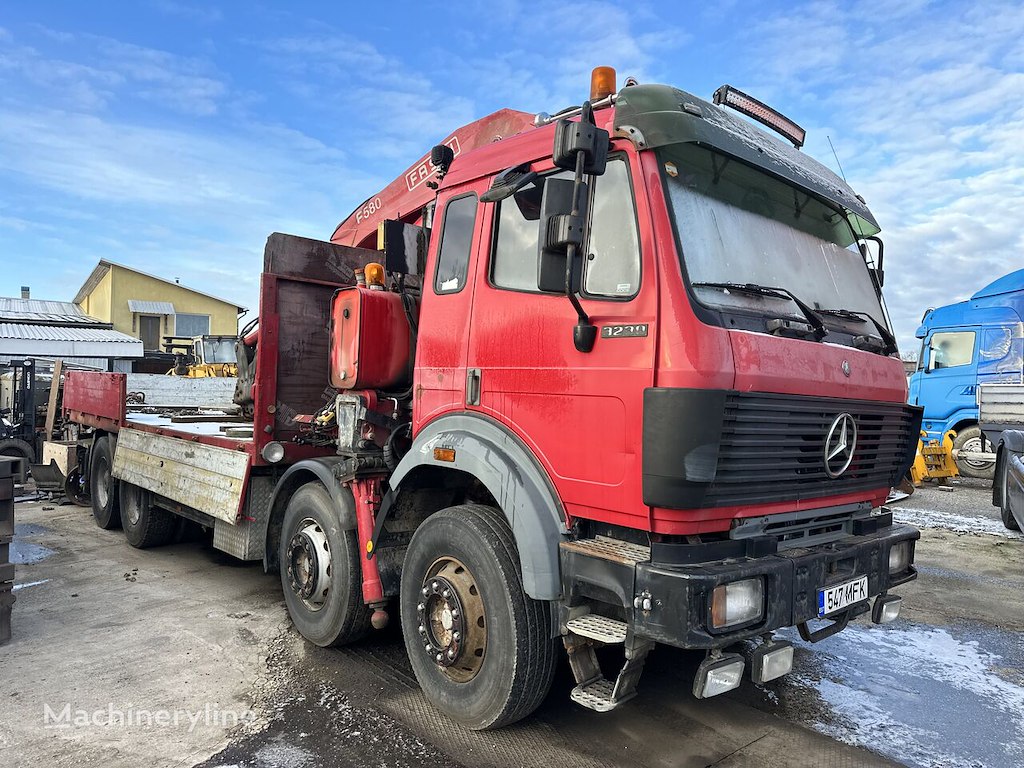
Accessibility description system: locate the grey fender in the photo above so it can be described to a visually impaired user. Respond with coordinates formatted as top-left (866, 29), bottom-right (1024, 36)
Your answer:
top-left (267, 457), bottom-right (358, 532)
top-left (389, 413), bottom-right (568, 600)
top-left (998, 429), bottom-right (1024, 455)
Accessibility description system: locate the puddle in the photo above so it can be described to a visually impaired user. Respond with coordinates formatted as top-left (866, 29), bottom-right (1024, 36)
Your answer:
top-left (775, 620), bottom-right (1024, 768)
top-left (10, 523), bottom-right (57, 564)
top-left (892, 507), bottom-right (1023, 539)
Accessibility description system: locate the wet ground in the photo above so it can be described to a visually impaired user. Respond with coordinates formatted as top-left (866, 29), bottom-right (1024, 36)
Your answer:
top-left (4, 478), bottom-right (1022, 768)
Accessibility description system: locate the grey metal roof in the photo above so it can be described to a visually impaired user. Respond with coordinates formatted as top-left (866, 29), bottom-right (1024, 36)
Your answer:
top-left (0, 297), bottom-right (106, 325)
top-left (0, 323), bottom-right (143, 358)
top-left (127, 300), bottom-right (176, 314)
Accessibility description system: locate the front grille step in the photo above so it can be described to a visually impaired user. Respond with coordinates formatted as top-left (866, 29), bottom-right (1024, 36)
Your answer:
top-left (560, 535), bottom-right (651, 564)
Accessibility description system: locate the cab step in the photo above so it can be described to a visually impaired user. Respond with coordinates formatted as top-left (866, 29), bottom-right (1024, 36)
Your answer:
top-left (566, 613), bottom-right (628, 644)
top-left (570, 678), bottom-right (623, 713)
top-left (564, 624), bottom-right (653, 713)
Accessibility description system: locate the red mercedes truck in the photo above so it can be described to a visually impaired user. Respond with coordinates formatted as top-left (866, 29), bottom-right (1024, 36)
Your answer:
top-left (64, 69), bottom-right (921, 729)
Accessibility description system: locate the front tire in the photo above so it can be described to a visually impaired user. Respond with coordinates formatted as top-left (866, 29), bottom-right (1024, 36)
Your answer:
top-left (279, 484), bottom-right (370, 647)
top-left (998, 454), bottom-right (1021, 531)
top-left (400, 504), bottom-right (557, 730)
top-left (953, 425), bottom-right (995, 480)
top-left (120, 482), bottom-right (177, 548)
top-left (90, 436), bottom-right (121, 529)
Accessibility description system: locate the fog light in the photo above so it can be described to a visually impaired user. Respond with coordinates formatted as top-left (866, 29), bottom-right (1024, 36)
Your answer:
top-left (750, 641), bottom-right (794, 684)
top-left (693, 652), bottom-right (745, 699)
top-left (872, 595), bottom-right (901, 624)
top-left (711, 578), bottom-right (764, 629)
top-left (261, 441), bottom-right (285, 463)
top-left (888, 542), bottom-right (910, 574)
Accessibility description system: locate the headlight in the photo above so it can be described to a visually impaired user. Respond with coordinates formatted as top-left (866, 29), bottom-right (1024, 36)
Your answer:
top-left (693, 652), bottom-right (745, 699)
top-left (888, 542), bottom-right (910, 574)
top-left (710, 577), bottom-right (764, 630)
top-left (261, 441), bottom-right (285, 463)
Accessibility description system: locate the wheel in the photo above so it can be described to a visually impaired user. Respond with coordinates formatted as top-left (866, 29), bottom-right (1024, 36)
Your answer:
top-left (0, 438), bottom-right (34, 478)
top-left (279, 484), bottom-right (370, 647)
top-left (89, 436), bottom-right (121, 529)
top-left (400, 504), bottom-right (557, 730)
top-left (953, 425), bottom-right (995, 480)
top-left (998, 455), bottom-right (1021, 531)
top-left (120, 482), bottom-right (177, 548)
top-left (64, 466), bottom-right (91, 507)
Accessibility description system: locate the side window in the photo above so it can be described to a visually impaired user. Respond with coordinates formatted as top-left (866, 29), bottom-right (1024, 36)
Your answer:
top-left (927, 331), bottom-right (976, 371)
top-left (490, 157), bottom-right (640, 297)
top-left (433, 195), bottom-right (478, 294)
top-left (583, 159), bottom-right (640, 297)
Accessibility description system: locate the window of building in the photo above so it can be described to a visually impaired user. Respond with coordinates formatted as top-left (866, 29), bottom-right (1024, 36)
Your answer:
top-left (928, 331), bottom-right (975, 370)
top-left (433, 195), bottom-right (478, 294)
top-left (175, 313), bottom-right (211, 337)
top-left (490, 158), bottom-right (640, 297)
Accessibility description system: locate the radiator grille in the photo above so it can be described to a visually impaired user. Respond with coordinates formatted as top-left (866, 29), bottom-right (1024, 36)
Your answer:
top-left (705, 393), bottom-right (920, 507)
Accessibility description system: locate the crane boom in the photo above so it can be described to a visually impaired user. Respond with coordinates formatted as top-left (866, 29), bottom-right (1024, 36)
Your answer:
top-left (329, 108), bottom-right (536, 250)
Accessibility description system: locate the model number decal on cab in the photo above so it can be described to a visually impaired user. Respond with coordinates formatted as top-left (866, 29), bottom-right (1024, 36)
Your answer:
top-left (601, 323), bottom-right (648, 338)
top-left (355, 197), bottom-right (383, 223)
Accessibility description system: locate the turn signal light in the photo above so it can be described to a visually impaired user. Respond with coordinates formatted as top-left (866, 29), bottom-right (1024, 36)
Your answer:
top-left (590, 66), bottom-right (616, 101)
top-left (364, 262), bottom-right (386, 288)
top-left (433, 447), bottom-right (456, 463)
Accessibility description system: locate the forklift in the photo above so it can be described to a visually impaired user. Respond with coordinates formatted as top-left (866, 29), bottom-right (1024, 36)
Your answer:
top-left (0, 359), bottom-right (41, 469)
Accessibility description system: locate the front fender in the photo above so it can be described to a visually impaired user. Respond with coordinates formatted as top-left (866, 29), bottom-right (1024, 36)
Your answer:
top-left (389, 413), bottom-right (567, 600)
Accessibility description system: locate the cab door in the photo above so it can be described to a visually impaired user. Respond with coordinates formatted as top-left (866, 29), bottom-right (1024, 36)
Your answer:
top-left (464, 146), bottom-right (658, 529)
top-left (413, 185), bottom-right (487, 429)
top-left (919, 327), bottom-right (980, 428)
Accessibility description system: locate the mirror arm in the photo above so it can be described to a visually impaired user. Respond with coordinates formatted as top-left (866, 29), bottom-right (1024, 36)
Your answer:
top-left (565, 105), bottom-right (597, 353)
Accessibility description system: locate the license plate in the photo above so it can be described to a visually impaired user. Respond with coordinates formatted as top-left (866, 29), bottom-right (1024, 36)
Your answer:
top-left (818, 575), bottom-right (869, 617)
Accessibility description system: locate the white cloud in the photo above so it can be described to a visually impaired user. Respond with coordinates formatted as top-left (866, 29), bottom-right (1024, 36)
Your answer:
top-left (738, 0), bottom-right (1024, 351)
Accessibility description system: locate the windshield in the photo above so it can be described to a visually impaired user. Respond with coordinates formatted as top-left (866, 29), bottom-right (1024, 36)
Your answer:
top-left (201, 338), bottom-right (237, 364)
top-left (659, 144), bottom-right (889, 334)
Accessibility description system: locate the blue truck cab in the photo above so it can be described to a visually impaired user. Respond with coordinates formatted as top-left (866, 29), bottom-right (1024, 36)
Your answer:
top-left (908, 270), bottom-right (1024, 478)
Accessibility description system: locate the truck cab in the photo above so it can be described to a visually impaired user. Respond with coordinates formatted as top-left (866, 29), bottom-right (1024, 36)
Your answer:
top-left (909, 270), bottom-right (1024, 478)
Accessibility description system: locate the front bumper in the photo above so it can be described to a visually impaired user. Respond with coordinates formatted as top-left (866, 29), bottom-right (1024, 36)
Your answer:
top-left (567, 524), bottom-right (919, 650)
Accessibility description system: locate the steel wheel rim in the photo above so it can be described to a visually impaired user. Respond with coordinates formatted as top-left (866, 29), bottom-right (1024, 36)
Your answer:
top-left (95, 457), bottom-right (110, 509)
top-left (286, 518), bottom-right (332, 612)
top-left (125, 486), bottom-right (142, 526)
top-left (960, 436), bottom-right (993, 470)
top-left (416, 556), bottom-right (487, 683)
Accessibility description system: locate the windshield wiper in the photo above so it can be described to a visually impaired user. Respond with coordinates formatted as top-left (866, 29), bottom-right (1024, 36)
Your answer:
top-left (692, 282), bottom-right (828, 341)
top-left (818, 308), bottom-right (898, 355)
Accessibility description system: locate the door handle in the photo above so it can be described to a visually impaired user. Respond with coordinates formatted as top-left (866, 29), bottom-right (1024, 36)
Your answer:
top-left (466, 368), bottom-right (481, 406)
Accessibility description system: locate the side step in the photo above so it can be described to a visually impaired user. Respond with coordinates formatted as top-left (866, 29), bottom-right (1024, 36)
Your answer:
top-left (566, 614), bottom-right (628, 644)
top-left (564, 613), bottom-right (652, 713)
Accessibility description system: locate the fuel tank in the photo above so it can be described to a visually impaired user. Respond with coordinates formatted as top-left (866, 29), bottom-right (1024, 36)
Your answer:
top-left (329, 286), bottom-right (413, 390)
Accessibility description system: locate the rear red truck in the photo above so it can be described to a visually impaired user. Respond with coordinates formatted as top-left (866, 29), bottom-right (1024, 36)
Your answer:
top-left (63, 68), bottom-right (922, 730)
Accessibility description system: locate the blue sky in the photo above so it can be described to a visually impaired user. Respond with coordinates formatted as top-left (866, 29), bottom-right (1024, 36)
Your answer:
top-left (1, 0), bottom-right (1022, 352)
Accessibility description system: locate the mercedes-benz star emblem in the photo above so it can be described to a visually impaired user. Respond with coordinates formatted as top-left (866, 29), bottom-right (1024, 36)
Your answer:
top-left (824, 413), bottom-right (857, 478)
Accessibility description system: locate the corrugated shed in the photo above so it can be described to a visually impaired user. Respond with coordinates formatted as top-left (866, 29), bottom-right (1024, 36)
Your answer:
top-left (0, 297), bottom-right (105, 325)
top-left (0, 324), bottom-right (140, 342)
top-left (127, 300), bottom-right (176, 314)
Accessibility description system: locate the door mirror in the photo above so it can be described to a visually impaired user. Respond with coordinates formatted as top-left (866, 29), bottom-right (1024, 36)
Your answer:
top-left (537, 177), bottom-right (587, 293)
top-left (481, 163), bottom-right (538, 203)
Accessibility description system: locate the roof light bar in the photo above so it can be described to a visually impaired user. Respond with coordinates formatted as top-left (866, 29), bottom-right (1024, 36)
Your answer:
top-left (712, 85), bottom-right (806, 149)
